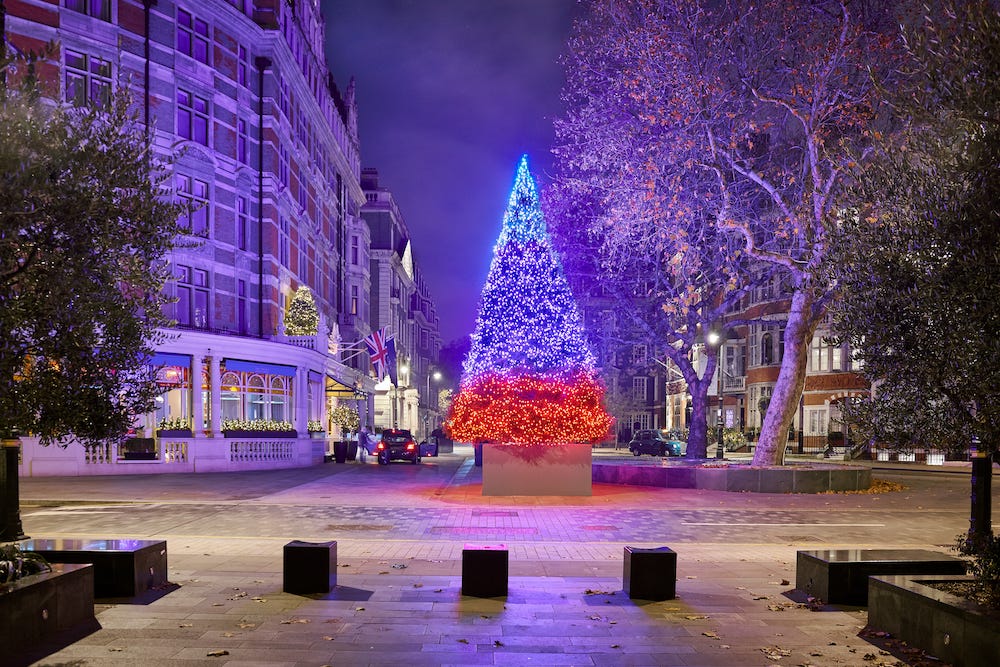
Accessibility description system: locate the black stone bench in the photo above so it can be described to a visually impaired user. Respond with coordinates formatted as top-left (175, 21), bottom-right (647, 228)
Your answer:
top-left (462, 543), bottom-right (508, 597)
top-left (796, 548), bottom-right (967, 605)
top-left (1, 563), bottom-right (96, 654)
top-left (21, 538), bottom-right (168, 599)
top-left (283, 540), bottom-right (337, 594)
top-left (623, 546), bottom-right (676, 600)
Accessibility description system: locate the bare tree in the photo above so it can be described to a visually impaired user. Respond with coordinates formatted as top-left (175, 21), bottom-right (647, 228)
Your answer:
top-left (554, 0), bottom-right (898, 464)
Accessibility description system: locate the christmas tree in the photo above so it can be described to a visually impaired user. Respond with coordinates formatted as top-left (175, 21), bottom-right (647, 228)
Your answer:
top-left (446, 156), bottom-right (612, 446)
top-left (285, 285), bottom-right (319, 335)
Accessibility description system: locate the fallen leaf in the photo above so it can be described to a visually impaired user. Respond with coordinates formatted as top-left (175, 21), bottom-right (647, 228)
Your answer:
top-left (780, 579), bottom-right (790, 586)
top-left (611, 644), bottom-right (621, 649)
top-left (212, 603), bottom-right (224, 607)
top-left (457, 639), bottom-right (469, 644)
top-left (494, 640), bottom-right (504, 647)
top-left (767, 604), bottom-right (786, 612)
top-left (207, 650), bottom-right (230, 657)
top-left (222, 632), bottom-right (235, 638)
top-left (280, 619), bottom-right (310, 625)
top-left (322, 636), bottom-right (334, 641)
top-left (237, 622), bottom-right (255, 629)
top-left (413, 583), bottom-right (423, 588)
top-left (109, 648), bottom-right (125, 652)
top-left (355, 607), bottom-right (365, 611)
top-left (703, 631), bottom-right (720, 639)
top-left (685, 615), bottom-right (709, 620)
top-left (434, 589), bottom-right (443, 593)
top-left (179, 623), bottom-right (193, 628)
top-left (392, 563), bottom-right (407, 569)
top-left (753, 595), bottom-right (770, 600)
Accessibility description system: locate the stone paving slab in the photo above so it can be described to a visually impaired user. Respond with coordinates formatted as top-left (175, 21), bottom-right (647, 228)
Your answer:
top-left (15, 449), bottom-right (994, 666)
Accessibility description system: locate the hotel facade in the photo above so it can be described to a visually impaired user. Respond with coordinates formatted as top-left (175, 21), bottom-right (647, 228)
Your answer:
top-left (6, 0), bottom-right (441, 475)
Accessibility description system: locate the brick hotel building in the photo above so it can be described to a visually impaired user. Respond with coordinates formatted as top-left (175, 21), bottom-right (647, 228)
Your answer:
top-left (5, 0), bottom-right (441, 475)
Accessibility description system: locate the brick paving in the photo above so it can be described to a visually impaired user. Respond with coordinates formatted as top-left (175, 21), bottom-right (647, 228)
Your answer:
top-left (11, 446), bottom-right (989, 666)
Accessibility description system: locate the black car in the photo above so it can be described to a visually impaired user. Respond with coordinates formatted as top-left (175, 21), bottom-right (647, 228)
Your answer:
top-left (629, 429), bottom-right (682, 457)
top-left (376, 428), bottom-right (420, 464)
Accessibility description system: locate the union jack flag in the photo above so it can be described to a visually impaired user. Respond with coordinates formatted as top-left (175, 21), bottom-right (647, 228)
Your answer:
top-left (364, 327), bottom-right (397, 385)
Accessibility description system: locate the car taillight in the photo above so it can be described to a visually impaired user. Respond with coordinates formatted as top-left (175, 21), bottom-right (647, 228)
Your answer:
top-left (377, 442), bottom-right (385, 450)
top-left (406, 442), bottom-right (415, 451)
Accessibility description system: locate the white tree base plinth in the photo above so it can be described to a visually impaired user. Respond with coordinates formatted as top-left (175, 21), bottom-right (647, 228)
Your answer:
top-left (482, 443), bottom-right (592, 496)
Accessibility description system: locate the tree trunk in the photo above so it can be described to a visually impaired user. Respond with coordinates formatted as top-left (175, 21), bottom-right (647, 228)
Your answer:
top-left (686, 384), bottom-right (711, 458)
top-left (752, 290), bottom-right (822, 466)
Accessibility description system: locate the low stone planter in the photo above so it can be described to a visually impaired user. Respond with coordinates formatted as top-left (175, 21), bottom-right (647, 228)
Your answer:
top-left (1, 563), bottom-right (97, 655)
top-left (592, 460), bottom-right (871, 493)
top-left (868, 574), bottom-right (1000, 667)
top-left (223, 430), bottom-right (298, 438)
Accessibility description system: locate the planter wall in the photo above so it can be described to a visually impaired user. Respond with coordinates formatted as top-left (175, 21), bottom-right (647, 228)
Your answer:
top-left (0, 563), bottom-right (96, 655)
top-left (868, 574), bottom-right (1000, 667)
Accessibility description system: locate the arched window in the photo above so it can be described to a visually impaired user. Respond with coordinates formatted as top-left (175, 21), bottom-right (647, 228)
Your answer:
top-left (270, 376), bottom-right (288, 422)
top-left (221, 371), bottom-right (242, 421)
top-left (247, 374), bottom-right (266, 420)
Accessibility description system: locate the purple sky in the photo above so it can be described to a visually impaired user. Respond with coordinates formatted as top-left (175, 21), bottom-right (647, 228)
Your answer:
top-left (322, 0), bottom-right (579, 344)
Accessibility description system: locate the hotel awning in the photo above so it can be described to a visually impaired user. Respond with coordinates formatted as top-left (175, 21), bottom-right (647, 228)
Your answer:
top-left (326, 374), bottom-right (363, 398)
top-left (223, 358), bottom-right (296, 377)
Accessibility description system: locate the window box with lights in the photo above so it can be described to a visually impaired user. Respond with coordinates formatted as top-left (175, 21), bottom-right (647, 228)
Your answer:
top-left (156, 429), bottom-right (193, 438)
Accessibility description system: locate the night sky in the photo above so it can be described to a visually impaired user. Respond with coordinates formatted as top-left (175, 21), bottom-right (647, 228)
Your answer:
top-left (322, 0), bottom-right (579, 344)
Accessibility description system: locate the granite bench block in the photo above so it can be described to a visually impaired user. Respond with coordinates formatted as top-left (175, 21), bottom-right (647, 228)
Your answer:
top-left (462, 543), bottom-right (508, 597)
top-left (623, 546), bottom-right (676, 600)
top-left (283, 540), bottom-right (337, 594)
top-left (21, 538), bottom-right (167, 598)
top-left (796, 548), bottom-right (967, 605)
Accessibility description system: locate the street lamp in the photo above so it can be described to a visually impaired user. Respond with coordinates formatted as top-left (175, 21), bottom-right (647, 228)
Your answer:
top-left (707, 330), bottom-right (725, 459)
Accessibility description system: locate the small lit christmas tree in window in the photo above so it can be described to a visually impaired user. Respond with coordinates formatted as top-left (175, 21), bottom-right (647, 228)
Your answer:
top-left (285, 285), bottom-right (318, 335)
top-left (446, 156), bottom-right (612, 446)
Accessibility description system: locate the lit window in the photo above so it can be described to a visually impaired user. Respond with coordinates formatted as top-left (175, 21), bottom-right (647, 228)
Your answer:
top-left (65, 0), bottom-right (110, 21)
top-left (177, 89), bottom-right (209, 145)
top-left (175, 265), bottom-right (209, 329)
top-left (65, 50), bottom-right (111, 107)
top-left (177, 9), bottom-right (210, 64)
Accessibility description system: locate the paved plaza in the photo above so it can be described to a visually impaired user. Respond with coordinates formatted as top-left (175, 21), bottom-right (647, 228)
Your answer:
top-left (12, 446), bottom-right (992, 666)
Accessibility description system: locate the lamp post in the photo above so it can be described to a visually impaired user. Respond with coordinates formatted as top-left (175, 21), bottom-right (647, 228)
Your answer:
top-left (707, 330), bottom-right (725, 460)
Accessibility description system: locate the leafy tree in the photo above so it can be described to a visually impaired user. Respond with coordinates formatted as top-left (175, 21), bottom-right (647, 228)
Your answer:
top-left (284, 285), bottom-right (319, 335)
top-left (830, 1), bottom-right (1000, 526)
top-left (554, 0), bottom-right (899, 464)
top-left (0, 50), bottom-right (181, 539)
top-left (0, 59), bottom-right (181, 446)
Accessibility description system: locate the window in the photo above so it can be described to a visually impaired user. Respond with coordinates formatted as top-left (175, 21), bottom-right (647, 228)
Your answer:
top-left (630, 413), bottom-right (650, 430)
top-left (278, 144), bottom-right (289, 187)
top-left (177, 175), bottom-right (209, 237)
top-left (298, 242), bottom-right (307, 279)
top-left (297, 167), bottom-right (308, 209)
top-left (807, 408), bottom-right (828, 436)
top-left (748, 326), bottom-right (759, 366)
top-left (65, 50), bottom-right (111, 107)
top-left (237, 45), bottom-right (249, 87)
top-left (350, 235), bottom-right (359, 265)
top-left (65, 0), bottom-right (110, 21)
top-left (350, 285), bottom-right (358, 315)
top-left (631, 344), bottom-right (647, 366)
top-left (761, 332), bottom-right (774, 365)
top-left (176, 265), bottom-right (209, 328)
top-left (279, 217), bottom-right (290, 266)
top-left (632, 377), bottom-right (647, 402)
top-left (177, 89), bottom-right (209, 145)
top-left (237, 196), bottom-right (249, 250)
top-left (237, 279), bottom-right (248, 335)
top-left (237, 118), bottom-right (249, 164)
top-left (177, 9), bottom-right (210, 64)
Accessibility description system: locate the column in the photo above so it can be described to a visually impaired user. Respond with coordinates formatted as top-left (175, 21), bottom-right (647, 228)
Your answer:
top-left (294, 368), bottom-right (308, 433)
top-left (209, 355), bottom-right (222, 436)
top-left (191, 353), bottom-right (204, 433)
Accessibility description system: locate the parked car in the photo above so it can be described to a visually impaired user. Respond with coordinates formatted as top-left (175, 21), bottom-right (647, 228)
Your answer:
top-left (629, 429), bottom-right (682, 457)
top-left (376, 428), bottom-right (420, 465)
